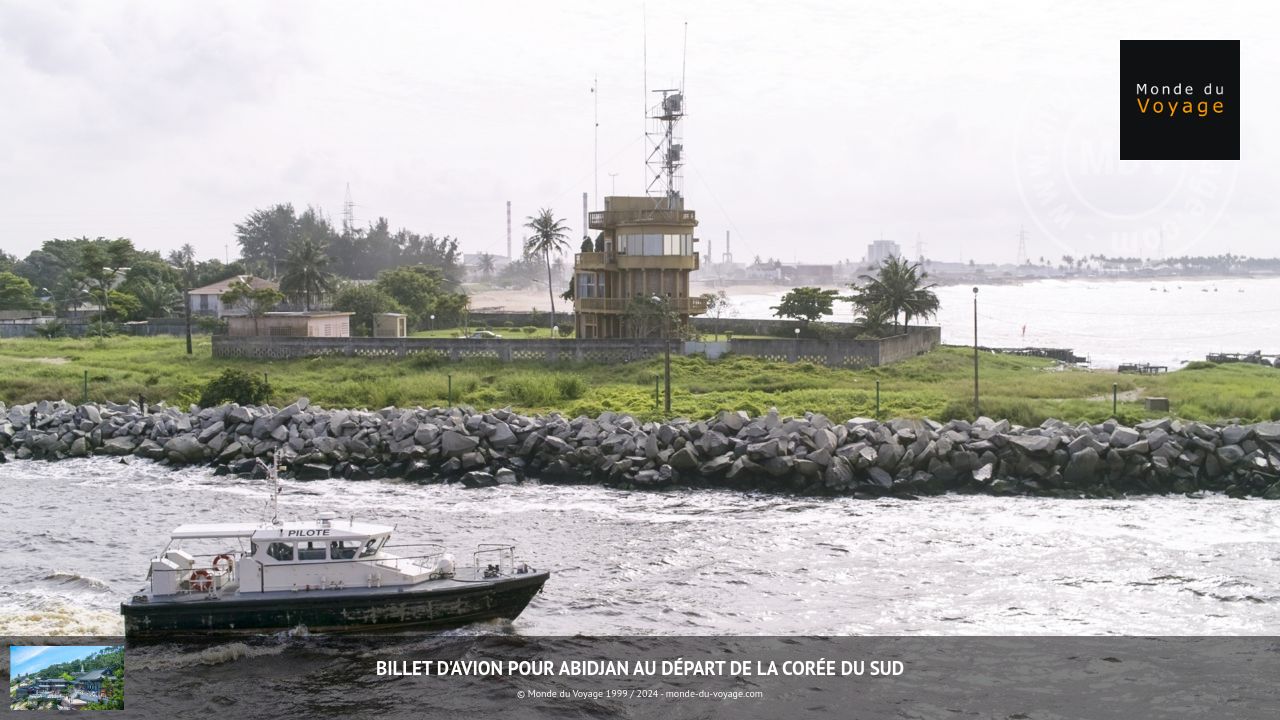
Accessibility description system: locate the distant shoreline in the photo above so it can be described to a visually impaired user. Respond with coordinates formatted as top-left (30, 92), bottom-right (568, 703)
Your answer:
top-left (467, 273), bottom-right (1280, 312)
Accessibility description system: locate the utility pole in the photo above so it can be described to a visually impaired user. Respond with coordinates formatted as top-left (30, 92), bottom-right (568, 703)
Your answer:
top-left (972, 287), bottom-right (980, 418)
top-left (506, 201), bottom-right (512, 259)
top-left (184, 289), bottom-right (193, 355)
top-left (653, 295), bottom-right (672, 415)
top-left (592, 76), bottom-right (599, 209)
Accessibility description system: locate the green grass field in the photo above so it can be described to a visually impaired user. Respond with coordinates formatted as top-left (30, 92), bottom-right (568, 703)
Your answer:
top-left (1, 335), bottom-right (1277, 425)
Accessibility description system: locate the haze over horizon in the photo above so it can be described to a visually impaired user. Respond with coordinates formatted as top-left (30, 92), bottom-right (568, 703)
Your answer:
top-left (2, 1), bottom-right (1277, 267)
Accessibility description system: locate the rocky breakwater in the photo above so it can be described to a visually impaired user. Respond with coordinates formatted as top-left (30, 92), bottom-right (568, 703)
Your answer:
top-left (3, 399), bottom-right (1280, 499)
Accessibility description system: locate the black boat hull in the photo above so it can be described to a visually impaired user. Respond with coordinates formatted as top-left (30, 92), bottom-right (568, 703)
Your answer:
top-left (121, 572), bottom-right (548, 639)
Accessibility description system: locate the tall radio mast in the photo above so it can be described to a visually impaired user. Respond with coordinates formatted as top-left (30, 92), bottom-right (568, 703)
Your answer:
top-left (645, 22), bottom-right (688, 202)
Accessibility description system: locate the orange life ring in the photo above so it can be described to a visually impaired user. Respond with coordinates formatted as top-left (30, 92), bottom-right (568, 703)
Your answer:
top-left (213, 554), bottom-right (234, 572)
top-left (189, 568), bottom-right (213, 593)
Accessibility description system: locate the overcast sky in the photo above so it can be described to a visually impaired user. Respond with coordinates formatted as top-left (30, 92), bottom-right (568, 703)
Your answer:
top-left (2, 1), bottom-right (1276, 265)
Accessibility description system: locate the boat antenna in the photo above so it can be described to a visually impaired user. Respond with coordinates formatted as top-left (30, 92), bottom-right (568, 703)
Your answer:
top-left (681, 20), bottom-right (687, 95)
top-left (270, 449), bottom-right (283, 526)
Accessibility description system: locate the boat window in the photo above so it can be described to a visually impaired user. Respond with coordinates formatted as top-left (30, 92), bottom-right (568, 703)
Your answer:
top-left (359, 536), bottom-right (384, 558)
top-left (298, 541), bottom-right (326, 561)
top-left (266, 542), bottom-right (294, 562)
top-left (330, 540), bottom-right (361, 560)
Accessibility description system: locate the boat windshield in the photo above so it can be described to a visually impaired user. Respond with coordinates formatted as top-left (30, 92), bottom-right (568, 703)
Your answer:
top-left (360, 536), bottom-right (386, 557)
top-left (330, 540), bottom-right (361, 560)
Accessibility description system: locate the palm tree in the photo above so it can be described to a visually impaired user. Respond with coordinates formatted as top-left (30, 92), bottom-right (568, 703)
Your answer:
top-left (478, 252), bottom-right (496, 278)
top-left (847, 256), bottom-right (939, 332)
top-left (279, 236), bottom-right (335, 310)
top-left (132, 280), bottom-right (182, 318)
top-left (167, 244), bottom-right (196, 268)
top-left (523, 208), bottom-right (571, 331)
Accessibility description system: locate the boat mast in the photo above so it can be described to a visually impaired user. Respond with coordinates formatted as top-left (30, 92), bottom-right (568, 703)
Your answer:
top-left (269, 449), bottom-right (283, 526)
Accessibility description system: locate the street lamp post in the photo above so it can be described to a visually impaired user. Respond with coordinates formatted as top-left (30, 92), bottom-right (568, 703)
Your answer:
top-left (652, 295), bottom-right (671, 415)
top-left (972, 286), bottom-right (980, 419)
top-left (430, 314), bottom-right (435, 332)
top-left (794, 327), bottom-right (801, 361)
top-left (184, 289), bottom-right (193, 355)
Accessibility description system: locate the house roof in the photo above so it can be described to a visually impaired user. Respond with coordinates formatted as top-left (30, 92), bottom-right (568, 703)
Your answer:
top-left (74, 669), bottom-right (108, 682)
top-left (189, 275), bottom-right (277, 295)
top-left (258, 312), bottom-right (353, 318)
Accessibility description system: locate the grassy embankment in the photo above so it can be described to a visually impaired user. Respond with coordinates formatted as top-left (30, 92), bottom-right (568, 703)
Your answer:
top-left (0, 335), bottom-right (1277, 425)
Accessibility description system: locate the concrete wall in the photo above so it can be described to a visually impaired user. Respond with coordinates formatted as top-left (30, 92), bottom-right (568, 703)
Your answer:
top-left (213, 336), bottom-right (674, 363)
top-left (876, 326), bottom-right (942, 364)
top-left (212, 327), bottom-right (941, 368)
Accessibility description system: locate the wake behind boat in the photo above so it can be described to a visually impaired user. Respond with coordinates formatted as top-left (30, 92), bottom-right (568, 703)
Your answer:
top-left (121, 458), bottom-right (548, 639)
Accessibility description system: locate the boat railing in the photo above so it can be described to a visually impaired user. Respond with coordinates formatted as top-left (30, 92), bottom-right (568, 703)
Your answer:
top-left (473, 544), bottom-right (518, 576)
top-left (259, 550), bottom-right (453, 591)
top-left (149, 563), bottom-right (235, 596)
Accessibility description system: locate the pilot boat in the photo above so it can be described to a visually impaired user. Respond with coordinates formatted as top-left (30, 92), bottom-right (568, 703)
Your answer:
top-left (121, 460), bottom-right (548, 638)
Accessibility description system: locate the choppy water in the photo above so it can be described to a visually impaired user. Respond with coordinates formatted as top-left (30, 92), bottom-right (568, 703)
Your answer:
top-left (727, 276), bottom-right (1280, 368)
top-left (3, 458), bottom-right (1280, 637)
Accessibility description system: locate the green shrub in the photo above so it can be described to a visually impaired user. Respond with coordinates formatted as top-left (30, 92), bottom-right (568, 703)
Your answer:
top-left (199, 368), bottom-right (272, 407)
top-left (31, 320), bottom-right (66, 339)
top-left (85, 320), bottom-right (119, 338)
top-left (1183, 360), bottom-right (1217, 370)
top-left (555, 375), bottom-right (587, 400)
top-left (194, 316), bottom-right (227, 334)
top-left (502, 373), bottom-right (560, 406)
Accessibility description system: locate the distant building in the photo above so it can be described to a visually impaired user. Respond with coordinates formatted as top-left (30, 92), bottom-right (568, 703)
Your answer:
top-left (865, 239), bottom-right (901, 268)
top-left (227, 311), bottom-right (352, 338)
top-left (782, 264), bottom-right (835, 285)
top-left (73, 668), bottom-right (108, 694)
top-left (188, 275), bottom-right (278, 317)
top-left (373, 312), bottom-right (408, 338)
top-left (744, 259), bottom-right (783, 282)
top-left (571, 195), bottom-right (707, 338)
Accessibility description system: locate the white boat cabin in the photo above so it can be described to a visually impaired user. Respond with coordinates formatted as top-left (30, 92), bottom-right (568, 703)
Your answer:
top-left (148, 511), bottom-right (452, 597)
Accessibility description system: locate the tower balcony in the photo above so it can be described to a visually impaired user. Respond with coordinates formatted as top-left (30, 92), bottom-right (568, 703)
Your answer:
top-left (588, 209), bottom-right (696, 229)
top-left (574, 253), bottom-right (700, 271)
top-left (575, 295), bottom-right (709, 315)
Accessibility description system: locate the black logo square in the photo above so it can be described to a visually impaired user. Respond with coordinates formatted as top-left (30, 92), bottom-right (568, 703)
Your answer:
top-left (1120, 40), bottom-right (1239, 160)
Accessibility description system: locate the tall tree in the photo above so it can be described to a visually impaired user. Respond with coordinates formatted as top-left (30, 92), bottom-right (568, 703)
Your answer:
top-left (374, 265), bottom-right (467, 329)
top-left (167, 243), bottom-right (196, 268)
top-left (235, 204), bottom-right (297, 278)
top-left (279, 236), bottom-right (335, 310)
top-left (523, 208), bottom-right (571, 332)
top-left (78, 238), bottom-right (135, 336)
top-left (0, 272), bottom-right (38, 310)
top-left (846, 256), bottom-right (939, 331)
top-left (771, 287), bottom-right (838, 325)
top-left (131, 279), bottom-right (182, 318)
top-left (333, 283), bottom-right (403, 336)
top-left (477, 252), bottom-right (496, 278)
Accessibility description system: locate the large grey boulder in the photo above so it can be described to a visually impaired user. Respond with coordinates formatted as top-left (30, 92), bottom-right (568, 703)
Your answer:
top-left (1063, 446), bottom-right (1101, 485)
top-left (163, 435), bottom-right (205, 462)
top-left (101, 436), bottom-right (137, 455)
top-left (441, 430), bottom-right (479, 457)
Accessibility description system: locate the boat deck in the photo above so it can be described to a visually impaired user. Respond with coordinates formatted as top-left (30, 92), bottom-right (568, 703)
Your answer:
top-left (129, 568), bottom-right (531, 608)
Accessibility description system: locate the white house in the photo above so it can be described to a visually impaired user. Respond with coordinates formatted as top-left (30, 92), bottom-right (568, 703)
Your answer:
top-left (188, 275), bottom-right (277, 317)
